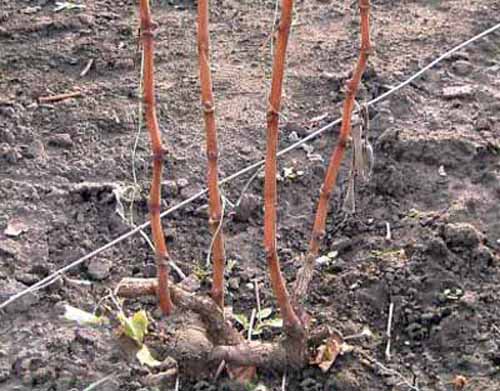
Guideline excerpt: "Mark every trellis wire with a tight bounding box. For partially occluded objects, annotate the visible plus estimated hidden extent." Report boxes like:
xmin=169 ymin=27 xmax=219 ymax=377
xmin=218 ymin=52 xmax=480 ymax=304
xmin=1 ymin=21 xmax=499 ymax=312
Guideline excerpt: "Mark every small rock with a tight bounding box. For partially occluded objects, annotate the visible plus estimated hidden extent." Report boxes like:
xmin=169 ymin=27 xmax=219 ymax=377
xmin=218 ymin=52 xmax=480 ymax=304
xmin=0 ymin=280 xmax=39 ymax=313
xmin=0 ymin=26 xmax=11 ymax=38
xmin=0 ymin=143 xmax=19 ymax=163
xmin=75 ymin=327 xmax=100 ymax=345
xmin=14 ymin=272 xmax=39 ymax=286
xmin=239 ymin=144 xmax=253 ymax=156
xmin=78 ymin=14 xmax=95 ymax=26
xmin=443 ymin=223 xmax=484 ymax=249
xmin=234 ymin=194 xmax=260 ymax=222
xmin=23 ymin=139 xmax=47 ymax=160
xmin=284 ymin=121 xmax=308 ymax=137
xmin=1 ymin=129 xmax=15 ymax=144
xmin=473 ymin=245 xmax=495 ymax=267
xmin=176 ymin=178 xmax=189 ymax=189
xmin=87 ymin=259 xmax=112 ymax=281
xmin=475 ymin=117 xmax=491 ymax=131
xmin=48 ymin=133 xmax=73 ymax=148
xmin=442 ymin=85 xmax=474 ymax=99
xmin=451 ymin=60 xmax=473 ymax=76
xmin=331 ymin=236 xmax=352 ymax=253
xmin=228 ymin=277 xmax=240 ymax=290
xmin=162 ymin=180 xmax=178 ymax=196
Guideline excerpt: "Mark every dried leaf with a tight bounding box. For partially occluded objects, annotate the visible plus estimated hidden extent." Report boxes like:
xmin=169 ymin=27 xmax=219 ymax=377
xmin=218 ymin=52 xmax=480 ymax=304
xmin=136 ymin=345 xmax=161 ymax=367
xmin=311 ymin=334 xmax=343 ymax=373
xmin=451 ymin=375 xmax=468 ymax=390
xmin=63 ymin=304 xmax=107 ymax=326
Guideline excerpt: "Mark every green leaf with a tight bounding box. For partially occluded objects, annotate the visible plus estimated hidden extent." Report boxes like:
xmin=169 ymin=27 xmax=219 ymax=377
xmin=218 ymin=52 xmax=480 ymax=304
xmin=234 ymin=313 xmax=249 ymax=330
xmin=257 ymin=307 xmax=273 ymax=320
xmin=118 ymin=310 xmax=149 ymax=345
xmin=136 ymin=345 xmax=161 ymax=367
xmin=261 ymin=317 xmax=283 ymax=329
xmin=63 ymin=304 xmax=107 ymax=326
xmin=251 ymin=325 xmax=264 ymax=336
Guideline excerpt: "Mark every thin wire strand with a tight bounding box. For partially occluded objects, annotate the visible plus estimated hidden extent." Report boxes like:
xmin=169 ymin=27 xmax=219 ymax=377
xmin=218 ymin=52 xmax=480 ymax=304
xmin=1 ymin=21 xmax=499 ymax=312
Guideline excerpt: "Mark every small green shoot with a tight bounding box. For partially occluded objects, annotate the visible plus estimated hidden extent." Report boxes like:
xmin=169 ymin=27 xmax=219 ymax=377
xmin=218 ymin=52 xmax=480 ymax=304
xmin=234 ymin=307 xmax=283 ymax=336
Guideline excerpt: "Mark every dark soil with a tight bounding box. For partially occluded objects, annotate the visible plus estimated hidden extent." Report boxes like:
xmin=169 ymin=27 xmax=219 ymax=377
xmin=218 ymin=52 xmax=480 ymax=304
xmin=1 ymin=0 xmax=500 ymax=390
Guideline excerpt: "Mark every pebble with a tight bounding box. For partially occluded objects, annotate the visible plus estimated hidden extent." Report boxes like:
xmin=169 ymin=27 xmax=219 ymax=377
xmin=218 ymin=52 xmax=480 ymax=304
xmin=176 ymin=178 xmax=189 ymax=189
xmin=331 ymin=236 xmax=352 ymax=253
xmin=475 ymin=117 xmax=491 ymax=131
xmin=14 ymin=272 xmax=39 ymax=286
xmin=443 ymin=222 xmax=483 ymax=249
xmin=0 ymin=143 xmax=20 ymax=163
xmin=442 ymin=85 xmax=474 ymax=99
xmin=78 ymin=14 xmax=95 ymax=26
xmin=48 ymin=133 xmax=73 ymax=148
xmin=87 ymin=258 xmax=112 ymax=281
xmin=452 ymin=60 xmax=473 ymax=76
xmin=234 ymin=194 xmax=260 ymax=222
xmin=1 ymin=129 xmax=15 ymax=144
xmin=0 ymin=280 xmax=39 ymax=313
xmin=228 ymin=277 xmax=240 ymax=290
xmin=162 ymin=180 xmax=178 ymax=196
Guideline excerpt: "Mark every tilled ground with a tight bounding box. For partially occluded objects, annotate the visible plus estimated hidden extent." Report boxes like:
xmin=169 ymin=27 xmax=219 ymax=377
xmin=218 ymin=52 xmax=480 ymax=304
xmin=0 ymin=0 xmax=499 ymax=390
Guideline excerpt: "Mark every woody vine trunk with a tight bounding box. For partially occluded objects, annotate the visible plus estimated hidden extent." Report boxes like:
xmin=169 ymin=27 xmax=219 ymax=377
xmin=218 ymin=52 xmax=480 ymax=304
xmin=293 ymin=0 xmax=372 ymax=302
xmin=197 ymin=0 xmax=226 ymax=309
xmin=139 ymin=0 xmax=173 ymax=315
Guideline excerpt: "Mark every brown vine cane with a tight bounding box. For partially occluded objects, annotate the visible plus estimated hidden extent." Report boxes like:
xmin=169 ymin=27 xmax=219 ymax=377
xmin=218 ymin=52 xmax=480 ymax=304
xmin=293 ymin=0 xmax=372 ymax=303
xmin=197 ymin=0 xmax=227 ymax=310
xmin=139 ymin=0 xmax=173 ymax=315
xmin=263 ymin=0 xmax=305 ymax=338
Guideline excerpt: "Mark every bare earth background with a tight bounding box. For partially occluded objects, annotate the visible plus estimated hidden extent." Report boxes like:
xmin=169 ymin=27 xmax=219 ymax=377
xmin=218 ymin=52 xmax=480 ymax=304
xmin=0 ymin=0 xmax=499 ymax=390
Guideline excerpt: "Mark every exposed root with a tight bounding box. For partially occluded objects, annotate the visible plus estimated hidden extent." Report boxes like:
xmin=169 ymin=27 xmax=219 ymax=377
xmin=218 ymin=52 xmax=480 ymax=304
xmin=116 ymin=278 xmax=316 ymax=370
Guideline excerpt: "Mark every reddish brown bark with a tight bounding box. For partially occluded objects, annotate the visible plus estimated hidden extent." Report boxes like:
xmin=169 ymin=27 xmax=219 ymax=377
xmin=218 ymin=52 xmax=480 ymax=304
xmin=293 ymin=0 xmax=372 ymax=302
xmin=263 ymin=0 xmax=303 ymax=338
xmin=139 ymin=0 xmax=173 ymax=315
xmin=197 ymin=0 xmax=226 ymax=310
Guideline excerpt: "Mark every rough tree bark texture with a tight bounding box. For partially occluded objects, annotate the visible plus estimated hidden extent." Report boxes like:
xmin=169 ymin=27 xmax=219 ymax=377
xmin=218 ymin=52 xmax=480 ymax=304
xmin=263 ymin=0 xmax=305 ymax=339
xmin=197 ymin=0 xmax=226 ymax=310
xmin=139 ymin=0 xmax=173 ymax=315
xmin=293 ymin=0 xmax=372 ymax=303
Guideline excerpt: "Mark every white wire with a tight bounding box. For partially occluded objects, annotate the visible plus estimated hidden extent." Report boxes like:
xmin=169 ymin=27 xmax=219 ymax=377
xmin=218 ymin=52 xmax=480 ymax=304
xmin=1 ymin=21 xmax=499 ymax=312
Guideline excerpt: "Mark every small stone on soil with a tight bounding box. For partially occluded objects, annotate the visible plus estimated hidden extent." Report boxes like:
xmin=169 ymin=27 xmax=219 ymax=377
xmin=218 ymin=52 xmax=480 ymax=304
xmin=228 ymin=277 xmax=240 ymax=290
xmin=452 ymin=60 xmax=473 ymax=76
xmin=48 ymin=133 xmax=74 ymax=148
xmin=87 ymin=258 xmax=112 ymax=280
xmin=331 ymin=236 xmax=352 ymax=253
xmin=443 ymin=222 xmax=483 ymax=249
xmin=14 ymin=272 xmax=39 ymax=286
xmin=0 ymin=280 xmax=39 ymax=313
xmin=234 ymin=194 xmax=260 ymax=222
xmin=442 ymin=85 xmax=474 ymax=99
xmin=162 ymin=180 xmax=178 ymax=196
xmin=176 ymin=178 xmax=189 ymax=189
